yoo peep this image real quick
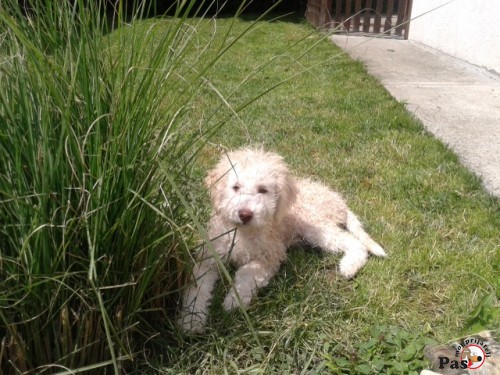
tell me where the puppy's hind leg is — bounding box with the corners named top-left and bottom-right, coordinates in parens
top-left (303, 225), bottom-right (370, 279)
top-left (346, 210), bottom-right (386, 257)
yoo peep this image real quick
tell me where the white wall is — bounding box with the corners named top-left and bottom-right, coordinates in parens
top-left (409, 0), bottom-right (500, 74)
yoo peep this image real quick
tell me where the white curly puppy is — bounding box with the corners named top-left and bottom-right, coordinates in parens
top-left (180, 147), bottom-right (386, 333)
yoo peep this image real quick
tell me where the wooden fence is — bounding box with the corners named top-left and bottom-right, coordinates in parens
top-left (306, 0), bottom-right (413, 39)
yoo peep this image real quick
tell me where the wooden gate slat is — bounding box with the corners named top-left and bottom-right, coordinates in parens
top-left (395, 0), bottom-right (407, 36)
top-left (363, 0), bottom-right (373, 33)
top-left (384, 0), bottom-right (395, 33)
top-left (334, 0), bottom-right (342, 29)
top-left (373, 0), bottom-right (383, 33)
top-left (353, 0), bottom-right (362, 32)
top-left (345, 0), bottom-right (352, 31)
top-left (403, 0), bottom-right (413, 39)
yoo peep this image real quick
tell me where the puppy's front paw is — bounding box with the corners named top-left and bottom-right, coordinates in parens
top-left (223, 289), bottom-right (252, 311)
top-left (178, 311), bottom-right (206, 334)
top-left (223, 291), bottom-right (239, 311)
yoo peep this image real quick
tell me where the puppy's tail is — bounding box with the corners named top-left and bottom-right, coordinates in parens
top-left (346, 210), bottom-right (387, 257)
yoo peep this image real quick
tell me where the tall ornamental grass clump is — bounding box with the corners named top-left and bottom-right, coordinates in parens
top-left (0, 0), bottom-right (252, 372)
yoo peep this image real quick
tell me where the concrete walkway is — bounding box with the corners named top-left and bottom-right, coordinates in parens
top-left (331, 35), bottom-right (500, 198)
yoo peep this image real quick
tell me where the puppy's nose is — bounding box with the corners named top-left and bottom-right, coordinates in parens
top-left (238, 209), bottom-right (253, 224)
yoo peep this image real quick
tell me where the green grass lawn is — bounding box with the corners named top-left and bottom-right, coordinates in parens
top-left (156, 15), bottom-right (499, 373)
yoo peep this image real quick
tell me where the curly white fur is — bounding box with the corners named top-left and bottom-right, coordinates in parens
top-left (179, 147), bottom-right (386, 333)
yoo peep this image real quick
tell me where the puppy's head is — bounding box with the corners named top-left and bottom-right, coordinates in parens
top-left (205, 148), bottom-right (298, 228)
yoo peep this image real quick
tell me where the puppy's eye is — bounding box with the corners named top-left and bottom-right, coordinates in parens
top-left (258, 187), bottom-right (268, 194)
top-left (232, 185), bottom-right (240, 192)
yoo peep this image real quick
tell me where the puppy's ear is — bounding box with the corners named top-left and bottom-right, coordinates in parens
top-left (204, 167), bottom-right (222, 207)
top-left (204, 167), bottom-right (218, 190)
top-left (275, 173), bottom-right (298, 221)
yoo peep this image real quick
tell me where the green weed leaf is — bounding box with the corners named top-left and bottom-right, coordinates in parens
top-left (355, 363), bottom-right (372, 374)
top-left (463, 292), bottom-right (500, 334)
